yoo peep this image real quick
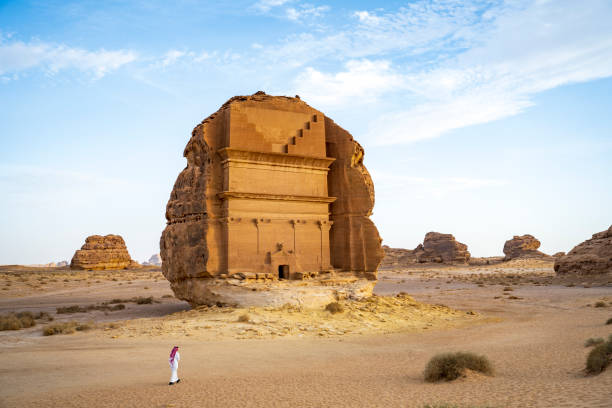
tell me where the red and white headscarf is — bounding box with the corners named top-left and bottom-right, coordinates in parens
top-left (169, 346), bottom-right (179, 365)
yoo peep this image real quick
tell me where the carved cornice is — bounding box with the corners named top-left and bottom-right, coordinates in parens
top-left (218, 191), bottom-right (336, 203)
top-left (218, 147), bottom-right (335, 170)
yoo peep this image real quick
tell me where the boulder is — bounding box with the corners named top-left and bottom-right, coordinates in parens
top-left (503, 234), bottom-right (549, 261)
top-left (70, 234), bottom-right (136, 270)
top-left (554, 225), bottom-right (612, 275)
top-left (414, 232), bottom-right (470, 264)
top-left (160, 92), bottom-right (383, 306)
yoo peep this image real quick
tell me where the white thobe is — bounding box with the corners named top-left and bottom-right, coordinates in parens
top-left (169, 351), bottom-right (180, 383)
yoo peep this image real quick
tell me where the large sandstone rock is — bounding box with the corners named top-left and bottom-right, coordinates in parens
top-left (380, 245), bottom-right (417, 268)
top-left (70, 235), bottom-right (136, 270)
top-left (414, 232), bottom-right (470, 264)
top-left (554, 225), bottom-right (612, 275)
top-left (160, 92), bottom-right (383, 306)
top-left (503, 234), bottom-right (549, 261)
top-left (143, 253), bottom-right (161, 266)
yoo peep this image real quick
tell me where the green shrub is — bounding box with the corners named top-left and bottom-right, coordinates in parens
top-left (585, 335), bottom-right (612, 374)
top-left (325, 301), bottom-right (344, 314)
top-left (424, 352), bottom-right (493, 382)
top-left (584, 337), bottom-right (604, 347)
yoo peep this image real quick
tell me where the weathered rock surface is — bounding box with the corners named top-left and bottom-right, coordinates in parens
top-left (414, 232), bottom-right (470, 264)
top-left (70, 235), bottom-right (136, 270)
top-left (554, 225), bottom-right (612, 275)
top-left (160, 92), bottom-right (383, 306)
top-left (503, 234), bottom-right (549, 260)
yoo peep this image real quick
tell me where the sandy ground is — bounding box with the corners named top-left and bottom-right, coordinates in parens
top-left (0, 262), bottom-right (611, 407)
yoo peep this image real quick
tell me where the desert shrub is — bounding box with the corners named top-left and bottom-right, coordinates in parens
top-left (594, 301), bottom-right (607, 308)
top-left (162, 294), bottom-right (173, 298)
top-left (237, 313), bottom-right (250, 323)
top-left (325, 301), bottom-right (344, 314)
top-left (503, 287), bottom-right (513, 291)
top-left (0, 312), bottom-right (37, 331)
top-left (424, 352), bottom-right (493, 382)
top-left (584, 337), bottom-right (604, 347)
top-left (56, 305), bottom-right (87, 314)
top-left (43, 321), bottom-right (93, 336)
top-left (585, 335), bottom-right (612, 374)
top-left (135, 296), bottom-right (153, 304)
top-left (606, 317), bottom-right (612, 325)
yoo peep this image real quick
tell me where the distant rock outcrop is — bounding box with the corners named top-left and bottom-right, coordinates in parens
top-left (503, 234), bottom-right (549, 261)
top-left (554, 225), bottom-right (612, 275)
top-left (143, 253), bottom-right (161, 266)
top-left (70, 235), bottom-right (137, 270)
top-left (414, 232), bottom-right (470, 264)
top-left (380, 245), bottom-right (417, 268)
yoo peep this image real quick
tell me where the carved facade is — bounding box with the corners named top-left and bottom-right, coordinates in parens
top-left (160, 92), bottom-right (383, 306)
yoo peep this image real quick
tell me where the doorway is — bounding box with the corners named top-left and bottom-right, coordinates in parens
top-left (278, 265), bottom-right (290, 280)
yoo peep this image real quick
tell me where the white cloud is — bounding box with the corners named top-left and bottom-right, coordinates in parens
top-left (293, 59), bottom-right (405, 106)
top-left (252, 0), bottom-right (292, 13)
top-left (0, 38), bottom-right (137, 79)
top-left (286, 5), bottom-right (329, 21)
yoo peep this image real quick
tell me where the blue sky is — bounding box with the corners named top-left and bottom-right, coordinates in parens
top-left (1, 0), bottom-right (611, 264)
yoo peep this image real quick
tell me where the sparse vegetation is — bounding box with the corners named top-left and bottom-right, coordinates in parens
top-left (237, 313), bottom-right (250, 323)
top-left (161, 294), bottom-right (173, 298)
top-left (424, 352), bottom-right (493, 382)
top-left (42, 321), bottom-right (93, 336)
top-left (325, 301), bottom-right (344, 314)
top-left (423, 404), bottom-right (494, 408)
top-left (56, 303), bottom-right (125, 314)
top-left (594, 301), bottom-right (607, 308)
top-left (584, 337), bottom-right (604, 347)
top-left (585, 335), bottom-right (612, 374)
top-left (503, 287), bottom-right (513, 291)
top-left (0, 312), bottom-right (36, 330)
top-left (606, 317), bottom-right (612, 325)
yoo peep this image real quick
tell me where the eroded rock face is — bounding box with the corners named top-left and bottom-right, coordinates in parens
top-left (554, 225), bottom-right (612, 275)
top-left (414, 232), bottom-right (470, 264)
top-left (503, 234), bottom-right (549, 261)
top-left (143, 253), bottom-right (161, 266)
top-left (70, 235), bottom-right (135, 270)
top-left (380, 245), bottom-right (417, 268)
top-left (160, 92), bottom-right (383, 306)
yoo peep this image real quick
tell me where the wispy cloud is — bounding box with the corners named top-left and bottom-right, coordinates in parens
top-left (252, 0), bottom-right (293, 13)
top-left (371, 170), bottom-right (508, 199)
top-left (286, 4), bottom-right (329, 21)
top-left (0, 37), bottom-right (137, 80)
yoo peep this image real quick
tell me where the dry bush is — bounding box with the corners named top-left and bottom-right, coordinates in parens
top-left (503, 287), bottom-right (513, 291)
top-left (57, 303), bottom-right (126, 314)
top-left (423, 404), bottom-right (494, 408)
top-left (57, 305), bottom-right (87, 314)
top-left (43, 321), bottom-right (93, 336)
top-left (584, 337), bottom-right (604, 347)
top-left (237, 313), bottom-right (250, 323)
top-left (325, 301), bottom-right (344, 314)
top-left (135, 296), bottom-right (153, 304)
top-left (585, 335), bottom-right (612, 374)
top-left (594, 301), bottom-right (607, 308)
top-left (161, 294), bottom-right (173, 298)
top-left (424, 352), bottom-right (493, 382)
top-left (0, 312), bottom-right (36, 331)
top-left (606, 317), bottom-right (612, 325)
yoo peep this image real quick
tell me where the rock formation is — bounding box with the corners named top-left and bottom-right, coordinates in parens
top-left (70, 234), bottom-right (137, 270)
top-left (554, 225), bottom-right (612, 275)
top-left (143, 253), bottom-right (161, 266)
top-left (380, 245), bottom-right (417, 268)
top-left (414, 232), bottom-right (470, 264)
top-left (160, 92), bottom-right (383, 307)
top-left (503, 234), bottom-right (549, 260)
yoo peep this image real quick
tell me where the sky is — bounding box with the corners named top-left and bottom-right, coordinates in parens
top-left (0, 0), bottom-right (611, 264)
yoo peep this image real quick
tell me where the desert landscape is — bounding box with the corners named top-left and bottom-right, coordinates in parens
top-left (3, 2), bottom-right (612, 407)
top-left (1, 256), bottom-right (611, 407)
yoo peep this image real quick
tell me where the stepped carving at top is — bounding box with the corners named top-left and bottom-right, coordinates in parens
top-left (160, 92), bottom-right (383, 307)
top-left (554, 225), bottom-right (612, 275)
top-left (70, 234), bottom-right (139, 270)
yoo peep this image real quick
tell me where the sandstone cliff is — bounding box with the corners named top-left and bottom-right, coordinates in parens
top-left (554, 225), bottom-right (612, 275)
top-left (70, 234), bottom-right (136, 270)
